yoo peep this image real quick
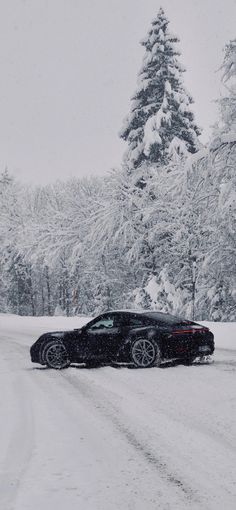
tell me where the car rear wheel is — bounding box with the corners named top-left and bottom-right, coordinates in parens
top-left (43, 341), bottom-right (71, 369)
top-left (131, 338), bottom-right (161, 368)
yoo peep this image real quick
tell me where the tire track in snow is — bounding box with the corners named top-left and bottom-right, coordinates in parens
top-left (0, 342), bottom-right (35, 510)
top-left (59, 368), bottom-right (236, 508)
top-left (27, 368), bottom-right (186, 510)
top-left (92, 365), bottom-right (236, 453)
top-left (60, 371), bottom-right (199, 505)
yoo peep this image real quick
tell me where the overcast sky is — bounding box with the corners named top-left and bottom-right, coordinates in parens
top-left (0, 0), bottom-right (235, 184)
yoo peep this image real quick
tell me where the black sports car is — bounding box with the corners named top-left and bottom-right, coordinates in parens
top-left (30, 310), bottom-right (214, 369)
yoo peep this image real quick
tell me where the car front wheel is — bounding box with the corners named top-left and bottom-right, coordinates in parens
top-left (131, 338), bottom-right (161, 368)
top-left (43, 341), bottom-right (71, 369)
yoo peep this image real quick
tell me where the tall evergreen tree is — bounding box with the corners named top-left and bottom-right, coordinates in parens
top-left (120, 7), bottom-right (201, 169)
top-left (217, 38), bottom-right (236, 135)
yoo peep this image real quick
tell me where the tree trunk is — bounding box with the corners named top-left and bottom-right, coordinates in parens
top-left (45, 266), bottom-right (52, 316)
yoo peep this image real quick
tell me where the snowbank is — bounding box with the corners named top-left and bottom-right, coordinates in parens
top-left (201, 321), bottom-right (235, 350)
top-left (0, 314), bottom-right (90, 346)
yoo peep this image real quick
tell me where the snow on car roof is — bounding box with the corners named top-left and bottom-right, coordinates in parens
top-left (105, 309), bottom-right (153, 314)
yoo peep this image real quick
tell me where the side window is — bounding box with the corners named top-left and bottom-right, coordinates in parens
top-left (128, 316), bottom-right (147, 328)
top-left (89, 316), bottom-right (114, 330)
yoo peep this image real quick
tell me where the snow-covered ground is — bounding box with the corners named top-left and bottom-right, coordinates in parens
top-left (0, 314), bottom-right (236, 510)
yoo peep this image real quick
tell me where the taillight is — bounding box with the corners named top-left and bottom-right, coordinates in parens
top-left (172, 329), bottom-right (194, 335)
top-left (172, 326), bottom-right (209, 335)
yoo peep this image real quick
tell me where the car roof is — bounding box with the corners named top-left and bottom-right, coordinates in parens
top-left (105, 309), bottom-right (152, 315)
top-left (104, 309), bottom-right (191, 325)
top-left (105, 309), bottom-right (172, 315)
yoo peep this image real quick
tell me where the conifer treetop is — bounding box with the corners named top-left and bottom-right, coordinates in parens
top-left (120, 8), bottom-right (201, 170)
top-left (214, 38), bottom-right (236, 137)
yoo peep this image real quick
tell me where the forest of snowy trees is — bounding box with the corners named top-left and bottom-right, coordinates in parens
top-left (0, 10), bottom-right (235, 320)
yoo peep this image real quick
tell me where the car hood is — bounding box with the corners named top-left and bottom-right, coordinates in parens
top-left (39, 328), bottom-right (83, 340)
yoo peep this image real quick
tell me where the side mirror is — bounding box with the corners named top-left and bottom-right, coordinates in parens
top-left (74, 325), bottom-right (86, 333)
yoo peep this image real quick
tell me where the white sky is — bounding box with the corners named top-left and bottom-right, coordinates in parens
top-left (0, 0), bottom-right (235, 184)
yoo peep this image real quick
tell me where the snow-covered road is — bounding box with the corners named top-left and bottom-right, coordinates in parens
top-left (0, 316), bottom-right (236, 510)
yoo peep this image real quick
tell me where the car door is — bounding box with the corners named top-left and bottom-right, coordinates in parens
top-left (99, 313), bottom-right (129, 359)
top-left (80, 314), bottom-right (120, 360)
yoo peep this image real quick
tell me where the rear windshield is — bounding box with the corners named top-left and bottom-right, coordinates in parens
top-left (144, 312), bottom-right (192, 326)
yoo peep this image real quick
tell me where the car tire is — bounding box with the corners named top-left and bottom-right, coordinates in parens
top-left (43, 341), bottom-right (71, 369)
top-left (131, 337), bottom-right (161, 368)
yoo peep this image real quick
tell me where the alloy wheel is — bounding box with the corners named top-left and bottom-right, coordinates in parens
top-left (131, 338), bottom-right (159, 368)
top-left (45, 342), bottom-right (70, 369)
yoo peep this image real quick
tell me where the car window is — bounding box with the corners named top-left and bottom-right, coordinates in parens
top-left (89, 316), bottom-right (114, 330)
top-left (112, 313), bottom-right (129, 327)
top-left (144, 312), bottom-right (191, 326)
top-left (128, 316), bottom-right (147, 328)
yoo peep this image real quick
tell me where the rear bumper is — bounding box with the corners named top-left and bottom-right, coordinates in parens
top-left (165, 332), bottom-right (215, 359)
top-left (195, 331), bottom-right (214, 354)
top-left (188, 332), bottom-right (214, 356)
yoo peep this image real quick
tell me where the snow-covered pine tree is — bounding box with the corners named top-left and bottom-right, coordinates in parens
top-left (120, 7), bottom-right (201, 170)
top-left (183, 39), bottom-right (236, 321)
top-left (218, 38), bottom-right (236, 134)
top-left (202, 39), bottom-right (236, 320)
